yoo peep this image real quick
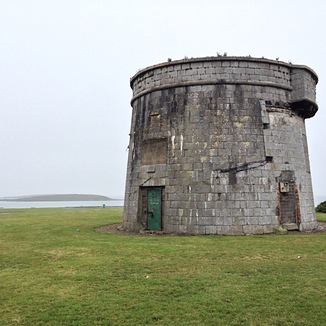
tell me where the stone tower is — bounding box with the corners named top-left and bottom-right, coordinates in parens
top-left (123, 56), bottom-right (318, 235)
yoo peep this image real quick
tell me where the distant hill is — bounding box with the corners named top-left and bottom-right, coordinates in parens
top-left (0, 194), bottom-right (113, 202)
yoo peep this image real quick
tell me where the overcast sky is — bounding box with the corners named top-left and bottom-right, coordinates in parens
top-left (1, 0), bottom-right (325, 201)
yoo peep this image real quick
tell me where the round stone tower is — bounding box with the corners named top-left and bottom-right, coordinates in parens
top-left (123, 56), bottom-right (318, 235)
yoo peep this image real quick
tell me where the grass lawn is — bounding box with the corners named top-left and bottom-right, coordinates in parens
top-left (316, 212), bottom-right (326, 222)
top-left (0, 208), bottom-right (325, 326)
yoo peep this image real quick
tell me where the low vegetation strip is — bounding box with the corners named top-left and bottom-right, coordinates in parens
top-left (0, 208), bottom-right (325, 325)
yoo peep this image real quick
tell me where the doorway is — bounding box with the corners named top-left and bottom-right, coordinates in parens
top-left (139, 187), bottom-right (163, 230)
top-left (147, 188), bottom-right (162, 230)
top-left (278, 171), bottom-right (300, 229)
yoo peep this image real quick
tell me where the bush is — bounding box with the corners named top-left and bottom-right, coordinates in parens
top-left (316, 201), bottom-right (326, 213)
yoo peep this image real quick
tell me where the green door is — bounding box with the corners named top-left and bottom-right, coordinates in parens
top-left (147, 188), bottom-right (161, 230)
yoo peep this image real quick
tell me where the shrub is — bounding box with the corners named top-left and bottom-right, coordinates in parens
top-left (316, 201), bottom-right (326, 213)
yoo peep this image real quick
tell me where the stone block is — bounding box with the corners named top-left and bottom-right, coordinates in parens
top-left (205, 226), bottom-right (218, 234)
top-left (222, 217), bottom-right (233, 226)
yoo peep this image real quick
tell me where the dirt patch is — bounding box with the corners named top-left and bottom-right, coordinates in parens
top-left (96, 222), bottom-right (326, 236)
top-left (96, 224), bottom-right (175, 236)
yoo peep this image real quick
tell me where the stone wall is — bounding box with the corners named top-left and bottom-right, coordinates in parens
top-left (123, 57), bottom-right (318, 235)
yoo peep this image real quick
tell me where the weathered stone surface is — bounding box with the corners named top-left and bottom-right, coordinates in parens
top-left (283, 223), bottom-right (299, 231)
top-left (273, 226), bottom-right (288, 235)
top-left (123, 56), bottom-right (318, 235)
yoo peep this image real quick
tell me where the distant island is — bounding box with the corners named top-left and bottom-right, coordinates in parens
top-left (0, 194), bottom-right (115, 202)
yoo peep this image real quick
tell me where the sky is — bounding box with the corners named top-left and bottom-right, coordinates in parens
top-left (0, 0), bottom-right (325, 201)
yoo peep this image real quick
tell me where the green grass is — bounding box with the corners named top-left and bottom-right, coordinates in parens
top-left (0, 208), bottom-right (325, 325)
top-left (316, 212), bottom-right (326, 222)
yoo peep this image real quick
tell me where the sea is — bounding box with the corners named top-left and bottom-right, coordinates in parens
top-left (0, 196), bottom-right (324, 210)
top-left (0, 200), bottom-right (124, 209)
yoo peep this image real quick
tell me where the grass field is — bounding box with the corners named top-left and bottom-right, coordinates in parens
top-left (316, 212), bottom-right (326, 222)
top-left (0, 208), bottom-right (325, 326)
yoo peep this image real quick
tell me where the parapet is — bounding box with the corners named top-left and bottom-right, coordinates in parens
top-left (131, 56), bottom-right (318, 118)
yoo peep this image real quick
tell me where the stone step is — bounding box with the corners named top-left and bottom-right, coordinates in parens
top-left (282, 223), bottom-right (299, 231)
top-left (273, 226), bottom-right (288, 234)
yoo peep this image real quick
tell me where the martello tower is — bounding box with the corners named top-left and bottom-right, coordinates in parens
top-left (123, 56), bottom-right (318, 235)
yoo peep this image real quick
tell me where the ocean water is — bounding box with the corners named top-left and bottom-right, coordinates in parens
top-left (0, 200), bottom-right (124, 209)
top-left (1, 196), bottom-right (323, 209)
